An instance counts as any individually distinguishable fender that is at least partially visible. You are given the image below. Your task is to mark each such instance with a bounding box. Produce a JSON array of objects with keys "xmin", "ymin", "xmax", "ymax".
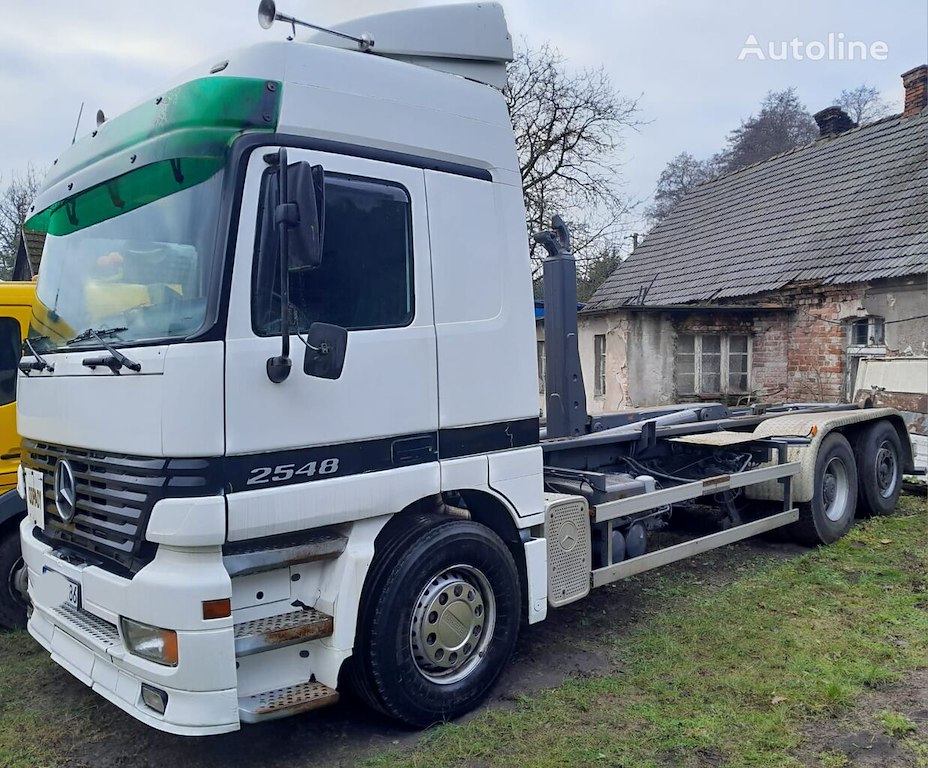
[
  {"xmin": 745, "ymin": 408, "xmax": 913, "ymax": 503},
  {"xmin": 0, "ymin": 488, "xmax": 26, "ymax": 529}
]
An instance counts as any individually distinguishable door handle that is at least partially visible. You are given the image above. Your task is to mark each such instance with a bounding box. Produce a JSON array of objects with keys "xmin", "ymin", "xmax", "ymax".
[{"xmin": 391, "ymin": 435, "xmax": 436, "ymax": 465}]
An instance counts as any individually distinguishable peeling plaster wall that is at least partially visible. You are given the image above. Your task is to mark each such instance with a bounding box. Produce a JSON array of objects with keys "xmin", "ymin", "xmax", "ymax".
[
  {"xmin": 535, "ymin": 313, "xmax": 632, "ymax": 417},
  {"xmin": 576, "ymin": 314, "xmax": 631, "ymax": 413},
  {"xmin": 626, "ymin": 313, "xmax": 675, "ymax": 407},
  {"xmin": 862, "ymin": 276, "xmax": 928, "ymax": 356}
]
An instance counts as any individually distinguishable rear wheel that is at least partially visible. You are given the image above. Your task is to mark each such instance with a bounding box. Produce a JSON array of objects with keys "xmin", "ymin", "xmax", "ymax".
[
  {"xmin": 0, "ymin": 529, "xmax": 28, "ymax": 630},
  {"xmin": 349, "ymin": 516, "xmax": 520, "ymax": 727},
  {"xmin": 792, "ymin": 433, "xmax": 858, "ymax": 545},
  {"xmin": 855, "ymin": 421, "xmax": 903, "ymax": 517}
]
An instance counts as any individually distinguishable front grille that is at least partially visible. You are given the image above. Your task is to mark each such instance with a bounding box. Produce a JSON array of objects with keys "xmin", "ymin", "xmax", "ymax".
[{"xmin": 24, "ymin": 441, "xmax": 217, "ymax": 577}]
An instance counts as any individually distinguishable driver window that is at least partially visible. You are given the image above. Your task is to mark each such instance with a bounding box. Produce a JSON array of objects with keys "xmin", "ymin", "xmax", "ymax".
[{"xmin": 252, "ymin": 169, "xmax": 414, "ymax": 336}]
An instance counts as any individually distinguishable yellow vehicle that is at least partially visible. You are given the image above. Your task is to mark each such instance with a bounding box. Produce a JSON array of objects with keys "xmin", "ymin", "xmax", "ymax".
[{"xmin": 0, "ymin": 282, "xmax": 35, "ymax": 629}]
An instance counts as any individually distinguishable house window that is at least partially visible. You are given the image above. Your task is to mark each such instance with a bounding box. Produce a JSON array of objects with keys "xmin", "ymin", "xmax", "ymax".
[
  {"xmin": 849, "ymin": 317, "xmax": 885, "ymax": 346},
  {"xmin": 594, "ymin": 334, "xmax": 606, "ymax": 398},
  {"xmin": 676, "ymin": 334, "xmax": 751, "ymax": 396},
  {"xmin": 537, "ymin": 340, "xmax": 546, "ymax": 395}
]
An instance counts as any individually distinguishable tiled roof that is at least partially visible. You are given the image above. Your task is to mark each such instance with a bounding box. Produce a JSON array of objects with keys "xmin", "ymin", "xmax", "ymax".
[{"xmin": 586, "ymin": 109, "xmax": 928, "ymax": 310}]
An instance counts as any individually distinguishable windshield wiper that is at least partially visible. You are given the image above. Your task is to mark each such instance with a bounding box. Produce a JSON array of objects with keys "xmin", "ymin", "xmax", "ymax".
[
  {"xmin": 19, "ymin": 335, "xmax": 55, "ymax": 375},
  {"xmin": 68, "ymin": 326, "xmax": 128, "ymax": 345},
  {"xmin": 68, "ymin": 327, "xmax": 142, "ymax": 374}
]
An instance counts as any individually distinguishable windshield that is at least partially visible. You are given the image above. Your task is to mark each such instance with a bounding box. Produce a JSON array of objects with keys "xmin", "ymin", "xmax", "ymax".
[{"xmin": 28, "ymin": 159, "xmax": 223, "ymax": 350}]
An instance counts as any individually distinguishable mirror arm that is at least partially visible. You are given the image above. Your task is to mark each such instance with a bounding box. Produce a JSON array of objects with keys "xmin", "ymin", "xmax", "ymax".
[{"xmin": 267, "ymin": 147, "xmax": 293, "ymax": 383}]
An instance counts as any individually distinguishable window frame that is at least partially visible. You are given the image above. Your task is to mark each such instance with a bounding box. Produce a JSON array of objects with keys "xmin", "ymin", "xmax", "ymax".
[
  {"xmin": 675, "ymin": 333, "xmax": 752, "ymax": 397},
  {"xmin": 537, "ymin": 339, "xmax": 546, "ymax": 395},
  {"xmin": 250, "ymin": 166, "xmax": 416, "ymax": 338},
  {"xmin": 848, "ymin": 316, "xmax": 885, "ymax": 347},
  {"xmin": 593, "ymin": 333, "xmax": 607, "ymax": 398}
]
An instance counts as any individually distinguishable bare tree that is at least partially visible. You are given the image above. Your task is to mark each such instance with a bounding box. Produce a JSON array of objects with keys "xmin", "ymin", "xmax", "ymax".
[
  {"xmin": 645, "ymin": 88, "xmax": 817, "ymax": 230},
  {"xmin": 576, "ymin": 245, "xmax": 623, "ymax": 302},
  {"xmin": 723, "ymin": 88, "xmax": 818, "ymax": 171},
  {"xmin": 834, "ymin": 84, "xmax": 890, "ymax": 124},
  {"xmin": 0, "ymin": 166, "xmax": 42, "ymax": 279},
  {"xmin": 507, "ymin": 43, "xmax": 641, "ymax": 278},
  {"xmin": 646, "ymin": 152, "xmax": 722, "ymax": 224}
]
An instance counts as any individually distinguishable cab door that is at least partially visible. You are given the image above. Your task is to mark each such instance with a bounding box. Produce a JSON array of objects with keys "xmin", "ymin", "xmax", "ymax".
[{"xmin": 223, "ymin": 147, "xmax": 439, "ymax": 540}]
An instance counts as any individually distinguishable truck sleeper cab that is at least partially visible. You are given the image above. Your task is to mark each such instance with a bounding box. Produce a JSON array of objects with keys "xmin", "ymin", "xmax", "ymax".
[{"xmin": 18, "ymin": 7, "xmax": 543, "ymax": 734}]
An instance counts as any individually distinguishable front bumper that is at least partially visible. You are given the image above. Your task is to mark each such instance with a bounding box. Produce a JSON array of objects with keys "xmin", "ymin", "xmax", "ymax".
[{"xmin": 21, "ymin": 517, "xmax": 240, "ymax": 736}]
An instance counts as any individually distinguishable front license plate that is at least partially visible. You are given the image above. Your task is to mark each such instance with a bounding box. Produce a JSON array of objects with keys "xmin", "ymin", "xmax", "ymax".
[
  {"xmin": 40, "ymin": 567, "xmax": 81, "ymax": 610},
  {"xmin": 66, "ymin": 580, "xmax": 81, "ymax": 609},
  {"xmin": 24, "ymin": 467, "xmax": 45, "ymax": 530}
]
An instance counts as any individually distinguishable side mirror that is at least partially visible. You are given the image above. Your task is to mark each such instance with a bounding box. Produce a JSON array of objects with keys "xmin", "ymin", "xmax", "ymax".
[
  {"xmin": 281, "ymin": 161, "xmax": 325, "ymax": 271},
  {"xmin": 266, "ymin": 149, "xmax": 325, "ymax": 384},
  {"xmin": 303, "ymin": 322, "xmax": 348, "ymax": 380}
]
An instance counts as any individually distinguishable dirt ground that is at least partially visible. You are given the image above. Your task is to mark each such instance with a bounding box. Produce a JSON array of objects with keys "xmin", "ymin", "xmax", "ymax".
[
  {"xmin": 797, "ymin": 670, "xmax": 928, "ymax": 767},
  {"xmin": 49, "ymin": 537, "xmax": 811, "ymax": 768}
]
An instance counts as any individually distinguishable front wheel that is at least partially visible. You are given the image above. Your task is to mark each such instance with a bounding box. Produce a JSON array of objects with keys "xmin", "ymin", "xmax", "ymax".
[
  {"xmin": 349, "ymin": 516, "xmax": 520, "ymax": 727},
  {"xmin": 792, "ymin": 432, "xmax": 858, "ymax": 545},
  {"xmin": 855, "ymin": 421, "xmax": 903, "ymax": 516},
  {"xmin": 0, "ymin": 528, "xmax": 28, "ymax": 630}
]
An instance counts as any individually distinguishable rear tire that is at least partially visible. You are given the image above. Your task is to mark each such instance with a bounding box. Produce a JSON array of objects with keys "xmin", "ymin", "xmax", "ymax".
[
  {"xmin": 0, "ymin": 528, "xmax": 28, "ymax": 630},
  {"xmin": 349, "ymin": 516, "xmax": 520, "ymax": 727},
  {"xmin": 855, "ymin": 421, "xmax": 903, "ymax": 517},
  {"xmin": 792, "ymin": 433, "xmax": 858, "ymax": 546}
]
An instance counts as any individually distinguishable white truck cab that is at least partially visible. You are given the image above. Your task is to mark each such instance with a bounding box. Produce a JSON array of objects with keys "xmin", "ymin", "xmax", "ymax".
[{"xmin": 19, "ymin": 4, "xmax": 543, "ymax": 734}]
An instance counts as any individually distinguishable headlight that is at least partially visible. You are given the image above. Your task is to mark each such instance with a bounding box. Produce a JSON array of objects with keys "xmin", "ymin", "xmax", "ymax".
[{"xmin": 120, "ymin": 617, "xmax": 178, "ymax": 667}]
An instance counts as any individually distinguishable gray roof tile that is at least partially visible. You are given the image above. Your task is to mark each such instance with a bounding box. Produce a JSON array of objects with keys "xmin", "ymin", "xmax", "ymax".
[{"xmin": 587, "ymin": 111, "xmax": 928, "ymax": 310}]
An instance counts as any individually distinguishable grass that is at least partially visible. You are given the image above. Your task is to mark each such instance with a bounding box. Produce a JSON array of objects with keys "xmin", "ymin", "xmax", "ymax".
[
  {"xmin": 0, "ymin": 493, "xmax": 925, "ymax": 768},
  {"xmin": 878, "ymin": 710, "xmax": 918, "ymax": 737},
  {"xmin": 365, "ymin": 493, "xmax": 928, "ymax": 768}
]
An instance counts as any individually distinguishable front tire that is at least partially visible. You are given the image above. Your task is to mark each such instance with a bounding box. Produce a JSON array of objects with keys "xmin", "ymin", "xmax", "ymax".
[
  {"xmin": 350, "ymin": 516, "xmax": 520, "ymax": 727},
  {"xmin": 0, "ymin": 528, "xmax": 28, "ymax": 630},
  {"xmin": 855, "ymin": 421, "xmax": 903, "ymax": 517},
  {"xmin": 792, "ymin": 432, "xmax": 858, "ymax": 545}
]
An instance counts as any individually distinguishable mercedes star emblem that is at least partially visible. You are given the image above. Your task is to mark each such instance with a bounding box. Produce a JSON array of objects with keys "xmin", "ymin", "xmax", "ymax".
[{"xmin": 54, "ymin": 459, "xmax": 77, "ymax": 523}]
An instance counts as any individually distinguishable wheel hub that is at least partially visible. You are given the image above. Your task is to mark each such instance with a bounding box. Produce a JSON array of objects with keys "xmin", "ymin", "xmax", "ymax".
[
  {"xmin": 822, "ymin": 456, "xmax": 850, "ymax": 522},
  {"xmin": 875, "ymin": 442, "xmax": 898, "ymax": 498},
  {"xmin": 410, "ymin": 565, "xmax": 495, "ymax": 684},
  {"xmin": 822, "ymin": 474, "xmax": 837, "ymax": 507}
]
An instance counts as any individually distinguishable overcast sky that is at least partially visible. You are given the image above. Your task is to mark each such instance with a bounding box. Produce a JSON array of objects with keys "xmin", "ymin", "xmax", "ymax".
[{"xmin": 2, "ymin": 1, "xmax": 926, "ymax": 240}]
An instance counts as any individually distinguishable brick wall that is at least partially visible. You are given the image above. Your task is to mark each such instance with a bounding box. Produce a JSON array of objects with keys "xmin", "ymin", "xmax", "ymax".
[
  {"xmin": 660, "ymin": 282, "xmax": 867, "ymax": 404},
  {"xmin": 782, "ymin": 285, "xmax": 862, "ymax": 401},
  {"xmin": 721, "ymin": 282, "xmax": 867, "ymax": 403},
  {"xmin": 750, "ymin": 314, "xmax": 790, "ymax": 398}
]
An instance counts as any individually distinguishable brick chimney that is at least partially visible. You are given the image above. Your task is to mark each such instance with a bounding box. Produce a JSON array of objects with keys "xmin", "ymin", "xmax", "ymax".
[
  {"xmin": 902, "ymin": 65, "xmax": 927, "ymax": 117},
  {"xmin": 813, "ymin": 106, "xmax": 856, "ymax": 137}
]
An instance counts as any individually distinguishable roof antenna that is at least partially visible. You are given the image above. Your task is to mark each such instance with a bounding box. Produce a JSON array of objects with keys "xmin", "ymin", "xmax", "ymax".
[
  {"xmin": 257, "ymin": 0, "xmax": 374, "ymax": 51},
  {"xmin": 70, "ymin": 101, "xmax": 84, "ymax": 145}
]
